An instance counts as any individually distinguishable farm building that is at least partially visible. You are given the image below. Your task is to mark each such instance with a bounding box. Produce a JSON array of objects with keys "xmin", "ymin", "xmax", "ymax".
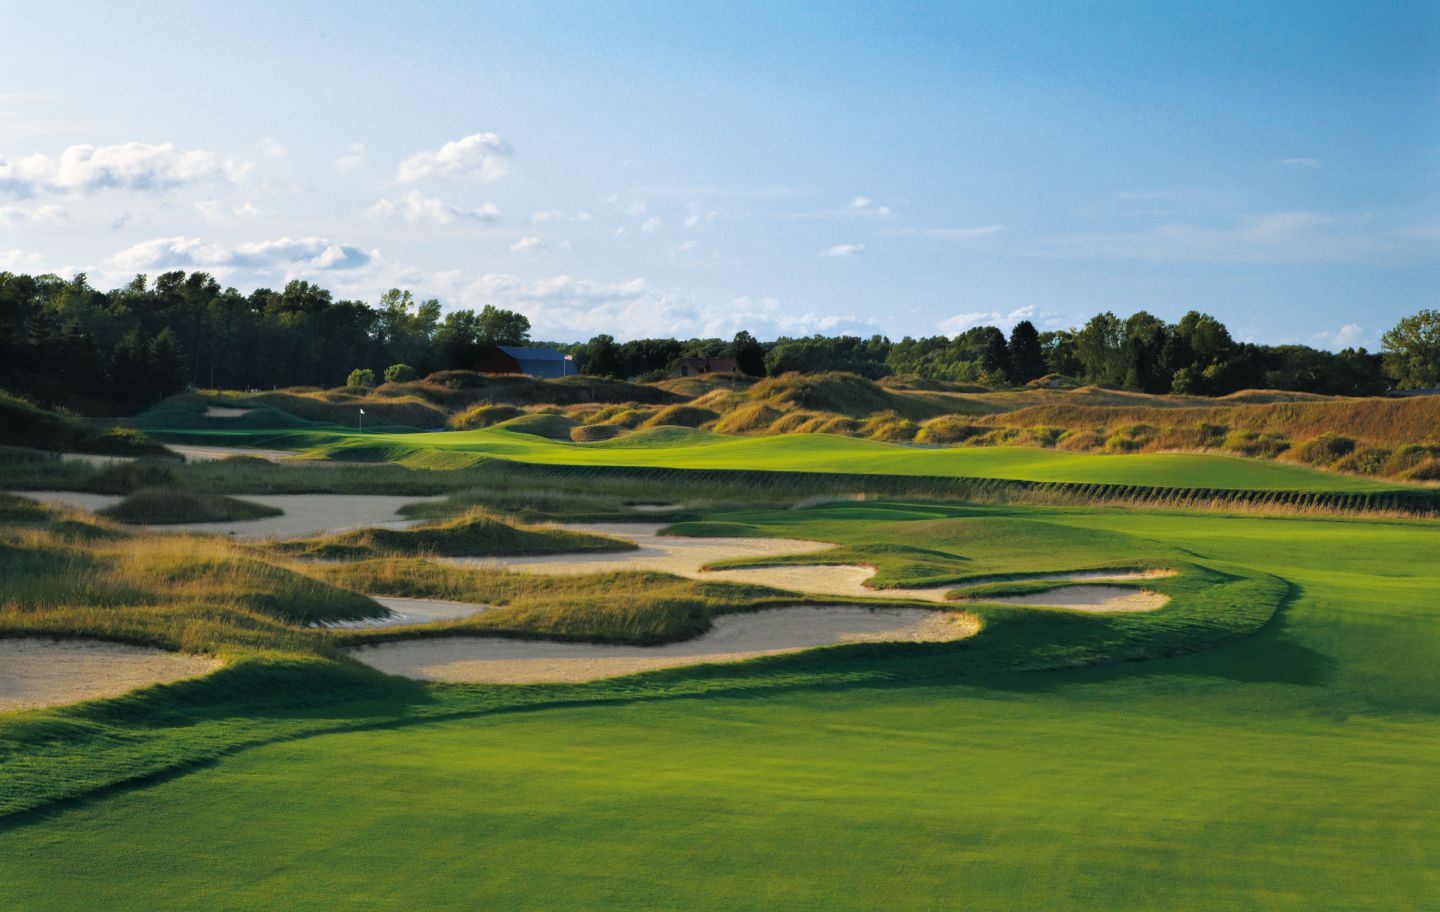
[
  {"xmin": 476, "ymin": 345, "xmax": 579, "ymax": 379},
  {"xmin": 673, "ymin": 356, "xmax": 738, "ymax": 377}
]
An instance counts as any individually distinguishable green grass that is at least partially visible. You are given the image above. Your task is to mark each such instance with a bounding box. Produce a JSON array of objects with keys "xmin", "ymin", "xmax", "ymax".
[
  {"xmin": 148, "ymin": 425, "xmax": 1405, "ymax": 492},
  {"xmin": 0, "ymin": 501, "xmax": 1436, "ymax": 909}
]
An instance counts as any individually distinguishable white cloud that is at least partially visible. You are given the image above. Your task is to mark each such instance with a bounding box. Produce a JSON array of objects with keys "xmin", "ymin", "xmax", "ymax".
[
  {"xmin": 640, "ymin": 216, "xmax": 661, "ymax": 233},
  {"xmin": 365, "ymin": 190, "xmax": 500, "ymax": 225},
  {"xmin": 334, "ymin": 142, "xmax": 366, "ymax": 173},
  {"xmin": 939, "ymin": 305, "xmax": 1039, "ymax": 335},
  {"xmin": 257, "ymin": 138, "xmax": 286, "ymax": 159},
  {"xmin": 450, "ymin": 273, "xmax": 874, "ymax": 341},
  {"xmin": 396, "ymin": 132, "xmax": 512, "ymax": 183},
  {"xmin": 1278, "ymin": 157, "xmax": 1322, "ymax": 168},
  {"xmin": 684, "ymin": 203, "xmax": 719, "ymax": 228},
  {"xmin": 531, "ymin": 209, "xmax": 591, "ymax": 224},
  {"xmin": 0, "ymin": 248, "xmax": 44, "ymax": 270},
  {"xmin": 821, "ymin": 243, "xmax": 864, "ymax": 257},
  {"xmin": 108, "ymin": 236, "xmax": 374, "ymax": 280},
  {"xmin": 679, "ymin": 240, "xmax": 699, "ymax": 252},
  {"xmin": 604, "ymin": 194, "xmax": 649, "ymax": 217},
  {"xmin": 0, "ymin": 203, "xmax": 68, "ymax": 225},
  {"xmin": 195, "ymin": 199, "xmax": 268, "ymax": 222},
  {"xmin": 846, "ymin": 196, "xmax": 892, "ymax": 218},
  {"xmin": 0, "ymin": 141, "xmax": 243, "ymax": 198},
  {"xmin": 1310, "ymin": 323, "xmax": 1370, "ymax": 350},
  {"xmin": 509, "ymin": 236, "xmax": 544, "ymax": 253}
]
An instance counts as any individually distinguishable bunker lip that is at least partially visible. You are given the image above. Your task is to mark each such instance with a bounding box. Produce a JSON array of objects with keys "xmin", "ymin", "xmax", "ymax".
[
  {"xmin": 0, "ymin": 639, "xmax": 222, "ymax": 713},
  {"xmin": 958, "ymin": 584, "xmax": 1171, "ymax": 613},
  {"xmin": 346, "ymin": 606, "xmax": 979, "ymax": 684}
]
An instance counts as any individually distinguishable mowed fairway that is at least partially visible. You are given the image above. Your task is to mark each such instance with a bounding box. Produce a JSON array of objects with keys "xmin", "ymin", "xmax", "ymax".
[
  {"xmin": 3, "ymin": 506, "xmax": 1437, "ymax": 911},
  {"xmin": 157, "ymin": 424, "xmax": 1402, "ymax": 491}
]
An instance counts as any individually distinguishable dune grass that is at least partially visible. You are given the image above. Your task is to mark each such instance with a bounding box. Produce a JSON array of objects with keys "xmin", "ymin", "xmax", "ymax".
[
  {"xmin": 97, "ymin": 488, "xmax": 283, "ymax": 525},
  {"xmin": 274, "ymin": 508, "xmax": 636, "ymax": 560}
]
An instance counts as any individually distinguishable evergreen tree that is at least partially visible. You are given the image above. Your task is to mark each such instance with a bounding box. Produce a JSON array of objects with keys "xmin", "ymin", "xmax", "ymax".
[
  {"xmin": 148, "ymin": 328, "xmax": 188, "ymax": 400},
  {"xmin": 729, "ymin": 331, "xmax": 766, "ymax": 376},
  {"xmin": 1006, "ymin": 320, "xmax": 1046, "ymax": 384}
]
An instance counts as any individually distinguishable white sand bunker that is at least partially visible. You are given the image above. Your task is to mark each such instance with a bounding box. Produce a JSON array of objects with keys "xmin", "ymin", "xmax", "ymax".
[
  {"xmin": 0, "ymin": 639, "xmax": 221, "ymax": 713},
  {"xmin": 349, "ymin": 606, "xmax": 979, "ymax": 684},
  {"xmin": 316, "ymin": 596, "xmax": 494, "ymax": 629},
  {"xmin": 171, "ymin": 444, "xmax": 313, "ymax": 463},
  {"xmin": 963, "ymin": 585, "xmax": 1170, "ymax": 613},
  {"xmin": 202, "ymin": 406, "xmax": 253, "ymax": 418},
  {"xmin": 444, "ymin": 522, "xmax": 836, "ymax": 577},
  {"xmin": 705, "ymin": 566, "xmax": 1174, "ymax": 603},
  {"xmin": 10, "ymin": 491, "xmax": 444, "ymax": 540}
]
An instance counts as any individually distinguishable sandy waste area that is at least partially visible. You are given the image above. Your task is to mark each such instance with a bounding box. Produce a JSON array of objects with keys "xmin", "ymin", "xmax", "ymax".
[
  {"xmin": 316, "ymin": 596, "xmax": 494, "ymax": 629},
  {"xmin": 0, "ymin": 639, "xmax": 221, "ymax": 713},
  {"xmin": 348, "ymin": 606, "xmax": 979, "ymax": 684},
  {"xmin": 962, "ymin": 584, "xmax": 1170, "ymax": 613},
  {"xmin": 10, "ymin": 490, "xmax": 444, "ymax": 540}
]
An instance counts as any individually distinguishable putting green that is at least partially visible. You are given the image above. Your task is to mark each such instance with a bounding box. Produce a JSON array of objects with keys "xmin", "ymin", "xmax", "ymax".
[
  {"xmin": 156, "ymin": 425, "xmax": 1400, "ymax": 492},
  {"xmin": 3, "ymin": 504, "xmax": 1437, "ymax": 910}
]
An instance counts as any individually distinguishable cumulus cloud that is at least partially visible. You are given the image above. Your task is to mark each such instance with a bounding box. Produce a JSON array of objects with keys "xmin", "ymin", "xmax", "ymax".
[
  {"xmin": 0, "ymin": 203, "xmax": 68, "ymax": 225},
  {"xmin": 0, "ymin": 141, "xmax": 243, "ymax": 198},
  {"xmin": 509, "ymin": 236, "xmax": 544, "ymax": 253},
  {"xmin": 108, "ymin": 236, "xmax": 374, "ymax": 279},
  {"xmin": 821, "ymin": 243, "xmax": 864, "ymax": 257},
  {"xmin": 640, "ymin": 217, "xmax": 662, "ymax": 233},
  {"xmin": 365, "ymin": 190, "xmax": 500, "ymax": 225},
  {"xmin": 531, "ymin": 209, "xmax": 591, "ymax": 224},
  {"xmin": 334, "ymin": 142, "xmax": 366, "ymax": 173},
  {"xmin": 446, "ymin": 273, "xmax": 876, "ymax": 341},
  {"xmin": 195, "ymin": 199, "xmax": 268, "ymax": 222},
  {"xmin": 396, "ymin": 133, "xmax": 512, "ymax": 183},
  {"xmin": 684, "ymin": 204, "xmax": 718, "ymax": 228},
  {"xmin": 939, "ymin": 305, "xmax": 1042, "ymax": 335},
  {"xmin": 0, "ymin": 248, "xmax": 44, "ymax": 270},
  {"xmin": 1310, "ymin": 323, "xmax": 1370, "ymax": 350},
  {"xmin": 257, "ymin": 138, "xmax": 286, "ymax": 159}
]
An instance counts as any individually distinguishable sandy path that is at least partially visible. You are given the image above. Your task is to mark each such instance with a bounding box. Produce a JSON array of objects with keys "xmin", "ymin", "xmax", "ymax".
[
  {"xmin": 961, "ymin": 585, "xmax": 1170, "ymax": 613},
  {"xmin": 10, "ymin": 491, "xmax": 444, "ymax": 540},
  {"xmin": 315, "ymin": 596, "xmax": 495, "ymax": 629},
  {"xmin": 348, "ymin": 606, "xmax": 979, "ymax": 684},
  {"xmin": 0, "ymin": 639, "xmax": 222, "ymax": 713}
]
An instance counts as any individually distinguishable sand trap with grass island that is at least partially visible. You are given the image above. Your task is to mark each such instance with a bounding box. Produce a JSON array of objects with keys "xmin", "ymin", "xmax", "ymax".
[
  {"xmin": 315, "ymin": 596, "xmax": 495, "ymax": 629},
  {"xmin": 12, "ymin": 491, "xmax": 444, "ymax": 540},
  {"xmin": 456, "ymin": 522, "xmax": 1173, "ymax": 604},
  {"xmin": 349, "ymin": 606, "xmax": 978, "ymax": 683},
  {"xmin": 0, "ymin": 639, "xmax": 221, "ymax": 713}
]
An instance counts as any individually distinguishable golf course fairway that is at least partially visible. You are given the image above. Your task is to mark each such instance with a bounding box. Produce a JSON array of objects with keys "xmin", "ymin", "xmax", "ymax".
[{"xmin": 2, "ymin": 503, "xmax": 1436, "ymax": 910}]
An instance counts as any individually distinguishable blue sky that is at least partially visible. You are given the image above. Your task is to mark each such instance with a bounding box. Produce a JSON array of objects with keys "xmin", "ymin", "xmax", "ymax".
[{"xmin": 1, "ymin": 0, "xmax": 1436, "ymax": 346}]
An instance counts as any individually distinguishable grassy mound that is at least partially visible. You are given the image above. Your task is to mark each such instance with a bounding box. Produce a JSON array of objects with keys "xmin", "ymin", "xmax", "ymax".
[
  {"xmin": 571, "ymin": 424, "xmax": 629, "ymax": 442},
  {"xmin": 641, "ymin": 404, "xmax": 721, "ymax": 428},
  {"xmin": 98, "ymin": 488, "xmax": 283, "ymax": 525},
  {"xmin": 276, "ymin": 508, "xmax": 637, "ymax": 560},
  {"xmin": 448, "ymin": 403, "xmax": 524, "ymax": 429},
  {"xmin": 493, "ymin": 413, "xmax": 581, "ymax": 439},
  {"xmin": 0, "ymin": 390, "xmax": 170, "ymax": 457}
]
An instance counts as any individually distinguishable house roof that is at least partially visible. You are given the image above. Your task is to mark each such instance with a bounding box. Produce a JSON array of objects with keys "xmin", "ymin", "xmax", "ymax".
[{"xmin": 496, "ymin": 345, "xmax": 571, "ymax": 362}]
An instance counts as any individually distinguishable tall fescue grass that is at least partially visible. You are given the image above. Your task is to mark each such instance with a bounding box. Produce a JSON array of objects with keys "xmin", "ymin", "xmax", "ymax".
[
  {"xmin": 274, "ymin": 507, "xmax": 636, "ymax": 559},
  {"xmin": 98, "ymin": 488, "xmax": 282, "ymax": 524}
]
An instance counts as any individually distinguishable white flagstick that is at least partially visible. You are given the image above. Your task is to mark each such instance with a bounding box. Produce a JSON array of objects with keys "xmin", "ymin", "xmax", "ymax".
[{"xmin": 359, "ymin": 408, "xmax": 365, "ymax": 432}]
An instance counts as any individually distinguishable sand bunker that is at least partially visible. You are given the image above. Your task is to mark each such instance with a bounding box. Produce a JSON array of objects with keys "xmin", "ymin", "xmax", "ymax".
[
  {"xmin": 349, "ymin": 606, "xmax": 979, "ymax": 684},
  {"xmin": 0, "ymin": 639, "xmax": 221, "ymax": 713},
  {"xmin": 315, "ymin": 596, "xmax": 495, "ymax": 629},
  {"xmin": 963, "ymin": 585, "xmax": 1171, "ymax": 613},
  {"xmin": 453, "ymin": 523, "xmax": 1175, "ymax": 605},
  {"xmin": 444, "ymin": 522, "xmax": 836, "ymax": 577},
  {"xmin": 171, "ymin": 444, "xmax": 314, "ymax": 463},
  {"xmin": 202, "ymin": 406, "xmax": 253, "ymax": 418},
  {"xmin": 11, "ymin": 490, "xmax": 444, "ymax": 540}
]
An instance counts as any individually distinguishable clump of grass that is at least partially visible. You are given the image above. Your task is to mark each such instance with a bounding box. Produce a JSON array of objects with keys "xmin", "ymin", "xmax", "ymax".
[
  {"xmin": 1223, "ymin": 430, "xmax": 1290, "ymax": 458},
  {"xmin": 860, "ymin": 410, "xmax": 919, "ymax": 442},
  {"xmin": 571, "ymin": 424, "xmax": 628, "ymax": 442},
  {"xmin": 275, "ymin": 508, "xmax": 636, "ymax": 560},
  {"xmin": 641, "ymin": 404, "xmax": 720, "ymax": 429},
  {"xmin": 448, "ymin": 403, "xmax": 524, "ymax": 429},
  {"xmin": 492, "ymin": 413, "xmax": 580, "ymax": 439},
  {"xmin": 98, "ymin": 488, "xmax": 283, "ymax": 525},
  {"xmin": 915, "ymin": 417, "xmax": 988, "ymax": 445},
  {"xmin": 1291, "ymin": 433, "xmax": 1357, "ymax": 465}
]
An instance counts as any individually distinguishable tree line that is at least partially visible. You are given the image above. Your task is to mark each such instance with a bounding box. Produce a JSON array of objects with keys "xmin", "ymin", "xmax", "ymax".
[{"xmin": 1, "ymin": 269, "xmax": 1435, "ymax": 414}]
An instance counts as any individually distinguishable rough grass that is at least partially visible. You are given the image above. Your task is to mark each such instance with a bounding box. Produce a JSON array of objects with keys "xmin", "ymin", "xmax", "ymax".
[
  {"xmin": 273, "ymin": 508, "xmax": 636, "ymax": 560},
  {"xmin": 97, "ymin": 488, "xmax": 283, "ymax": 525},
  {"xmin": 0, "ymin": 390, "xmax": 170, "ymax": 457}
]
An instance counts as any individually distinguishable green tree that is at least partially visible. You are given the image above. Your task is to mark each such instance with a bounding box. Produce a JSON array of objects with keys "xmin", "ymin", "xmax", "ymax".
[
  {"xmin": 1382, "ymin": 309, "xmax": 1440, "ymax": 389},
  {"xmin": 728, "ymin": 331, "xmax": 766, "ymax": 376},
  {"xmin": 383, "ymin": 363, "xmax": 417, "ymax": 383},
  {"xmin": 1006, "ymin": 320, "xmax": 1046, "ymax": 384},
  {"xmin": 1074, "ymin": 312, "xmax": 1125, "ymax": 385},
  {"xmin": 580, "ymin": 334, "xmax": 622, "ymax": 378},
  {"xmin": 346, "ymin": 368, "xmax": 376, "ymax": 387},
  {"xmin": 475, "ymin": 304, "xmax": 531, "ymax": 347},
  {"xmin": 148, "ymin": 328, "xmax": 188, "ymax": 399}
]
